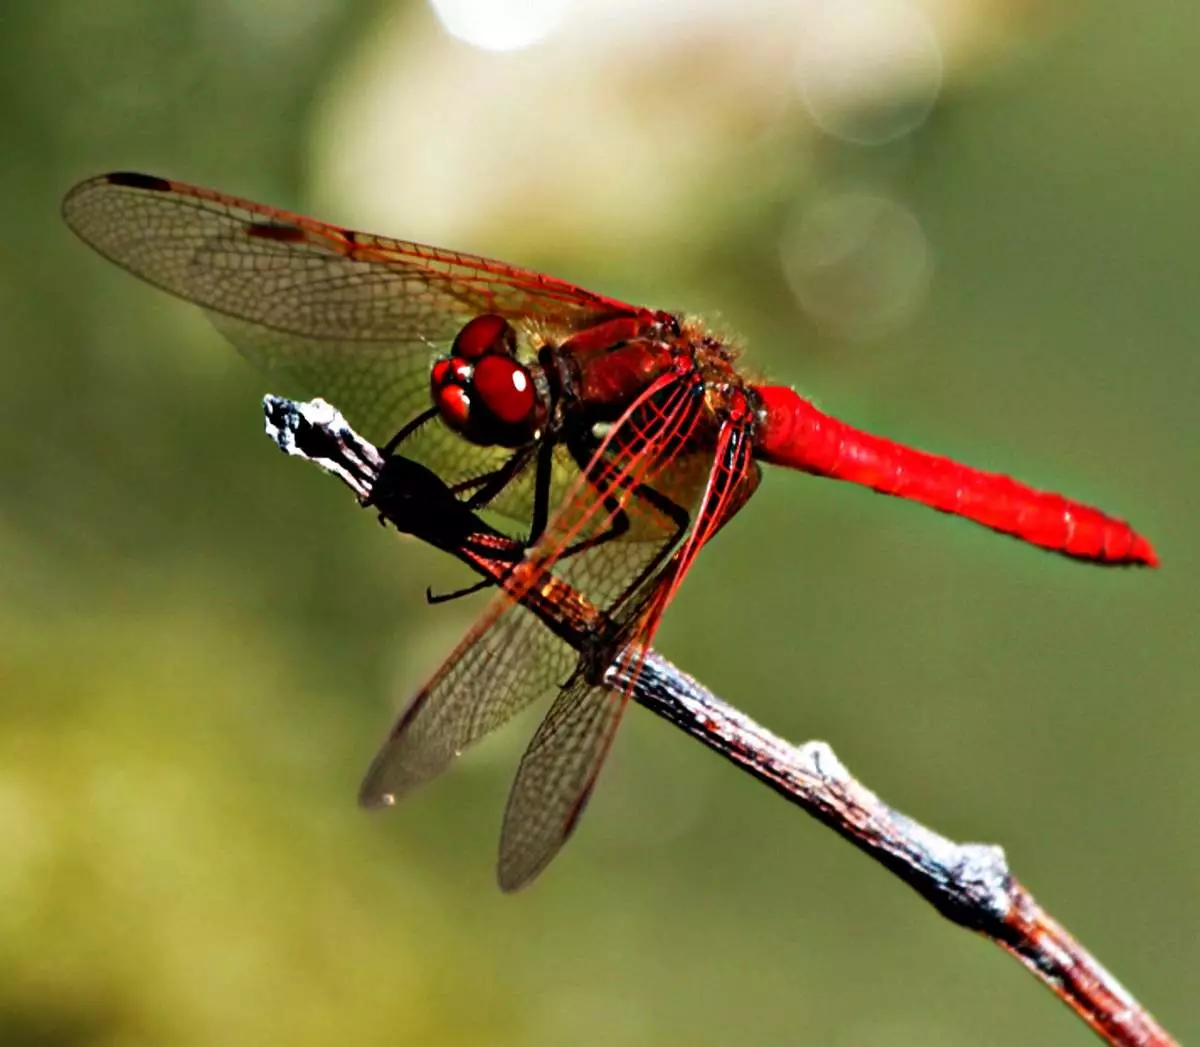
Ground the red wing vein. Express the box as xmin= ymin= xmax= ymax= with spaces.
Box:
xmin=503 ymin=375 xmax=698 ymax=613
xmin=62 ymin=175 xmax=639 ymax=344
xmin=652 ymin=421 xmax=759 ymax=622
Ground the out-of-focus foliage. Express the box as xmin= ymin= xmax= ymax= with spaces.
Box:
xmin=2 ymin=1 xmax=1196 ymax=1044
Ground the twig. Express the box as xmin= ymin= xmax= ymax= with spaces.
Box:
xmin=263 ymin=395 xmax=1176 ymax=1047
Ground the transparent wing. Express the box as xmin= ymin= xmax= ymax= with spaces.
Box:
xmin=61 ymin=171 xmax=641 ymax=446
xmin=358 ymin=593 xmax=578 ymax=806
xmin=497 ymin=681 xmax=628 ymax=891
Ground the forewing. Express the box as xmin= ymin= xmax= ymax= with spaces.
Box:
xmin=62 ymin=172 xmax=641 ymax=445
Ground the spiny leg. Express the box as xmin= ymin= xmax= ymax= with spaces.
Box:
xmin=381 ymin=406 xmax=439 ymax=458
xmin=451 ymin=443 xmax=537 ymax=509
xmin=426 ymin=442 xmax=546 ymax=603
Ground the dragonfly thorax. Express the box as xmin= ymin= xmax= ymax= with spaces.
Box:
xmin=431 ymin=314 xmax=548 ymax=447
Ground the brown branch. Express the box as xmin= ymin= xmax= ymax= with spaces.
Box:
xmin=263 ymin=394 xmax=1176 ymax=1047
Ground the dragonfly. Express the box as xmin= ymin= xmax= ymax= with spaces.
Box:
xmin=64 ymin=172 xmax=1158 ymax=888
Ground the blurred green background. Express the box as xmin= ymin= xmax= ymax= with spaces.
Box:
xmin=3 ymin=1 xmax=1196 ymax=1044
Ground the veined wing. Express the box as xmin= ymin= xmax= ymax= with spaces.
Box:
xmin=62 ymin=171 xmax=643 ymax=445
xmin=498 ymin=677 xmax=628 ymax=891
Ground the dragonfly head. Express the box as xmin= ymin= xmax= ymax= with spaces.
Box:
xmin=431 ymin=314 xmax=547 ymax=447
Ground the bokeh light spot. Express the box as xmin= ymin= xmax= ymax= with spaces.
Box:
xmin=779 ymin=191 xmax=933 ymax=340
xmin=795 ymin=0 xmax=943 ymax=146
xmin=428 ymin=0 xmax=573 ymax=52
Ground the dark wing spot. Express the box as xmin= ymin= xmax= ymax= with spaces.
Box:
xmin=105 ymin=172 xmax=173 ymax=192
xmin=244 ymin=221 xmax=308 ymax=243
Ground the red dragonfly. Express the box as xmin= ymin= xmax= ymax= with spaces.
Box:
xmin=64 ymin=172 xmax=1157 ymax=888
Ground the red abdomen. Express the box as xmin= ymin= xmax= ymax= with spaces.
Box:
xmin=753 ymin=385 xmax=1157 ymax=566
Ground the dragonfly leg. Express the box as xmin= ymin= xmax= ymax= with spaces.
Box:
xmin=381 ymin=406 xmax=439 ymax=458
xmin=452 ymin=444 xmax=537 ymax=509
xmin=424 ymin=532 xmax=530 ymax=603
xmin=524 ymin=435 xmax=557 ymax=543
xmin=605 ymin=484 xmax=690 ymax=619
xmin=426 ymin=578 xmax=494 ymax=604
xmin=560 ymin=432 xmax=692 ymax=670
xmin=563 ymin=484 xmax=690 ymax=691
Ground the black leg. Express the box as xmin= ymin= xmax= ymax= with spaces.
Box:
xmin=449 ymin=445 xmax=536 ymax=509
xmin=381 ymin=406 xmax=439 ymax=458
xmin=424 ymin=533 xmax=526 ymax=604
xmin=605 ymin=482 xmax=690 ymax=620
xmin=426 ymin=578 xmax=494 ymax=604
xmin=561 ymin=433 xmax=692 ymax=614
xmin=527 ymin=436 xmax=556 ymax=543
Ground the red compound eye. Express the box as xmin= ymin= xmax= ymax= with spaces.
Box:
xmin=453 ymin=314 xmax=515 ymax=360
xmin=431 ymin=357 xmax=472 ymax=391
xmin=473 ymin=355 xmax=535 ymax=426
xmin=434 ymin=384 xmax=472 ymax=432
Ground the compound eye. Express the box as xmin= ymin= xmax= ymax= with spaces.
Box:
xmin=452 ymin=314 xmax=516 ymax=360
xmin=430 ymin=357 xmax=472 ymax=392
xmin=434 ymin=384 xmax=473 ymax=433
xmin=430 ymin=358 xmax=452 ymax=389
xmin=473 ymin=355 xmax=535 ymax=426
